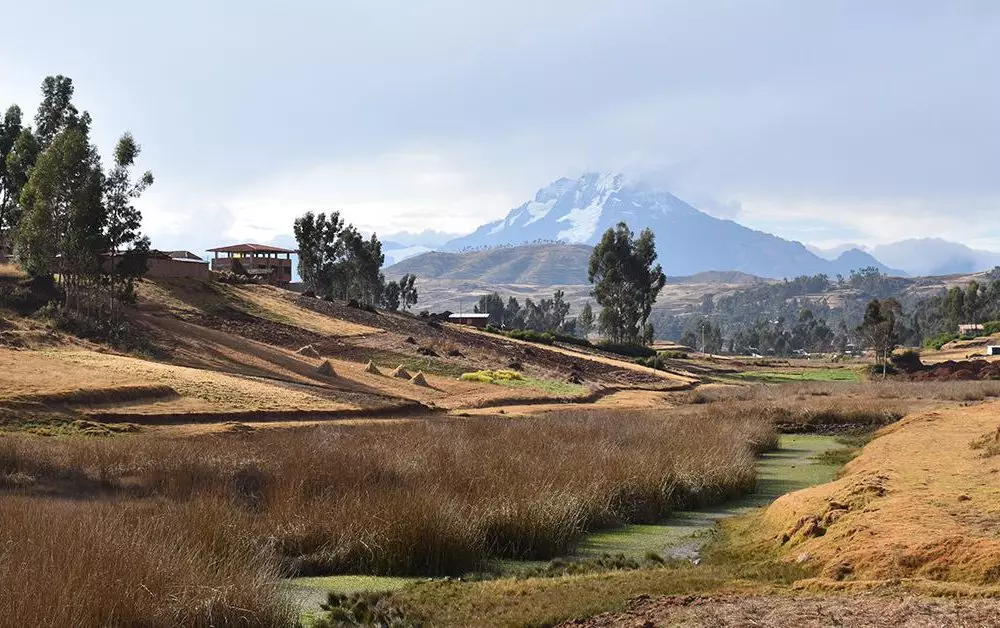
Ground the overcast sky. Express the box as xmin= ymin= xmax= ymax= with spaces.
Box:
xmin=2 ymin=0 xmax=998 ymax=252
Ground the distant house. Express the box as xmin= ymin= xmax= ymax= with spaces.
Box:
xmin=104 ymin=250 xmax=210 ymax=280
xmin=448 ymin=313 xmax=491 ymax=328
xmin=987 ymin=346 xmax=1000 ymax=357
xmin=959 ymin=323 xmax=985 ymax=336
xmin=207 ymin=243 xmax=296 ymax=286
xmin=165 ymin=250 xmax=204 ymax=261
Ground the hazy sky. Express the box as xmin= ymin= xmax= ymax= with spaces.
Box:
xmin=2 ymin=1 xmax=998 ymax=252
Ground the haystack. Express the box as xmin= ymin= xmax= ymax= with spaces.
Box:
xmin=364 ymin=360 xmax=381 ymax=375
xmin=317 ymin=360 xmax=336 ymax=377
xmin=410 ymin=371 xmax=429 ymax=387
xmin=296 ymin=344 xmax=320 ymax=358
xmin=392 ymin=365 xmax=411 ymax=379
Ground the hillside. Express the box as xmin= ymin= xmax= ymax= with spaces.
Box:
xmin=444 ymin=173 xmax=901 ymax=279
xmin=385 ymin=243 xmax=593 ymax=284
xmin=0 ymin=269 xmax=705 ymax=433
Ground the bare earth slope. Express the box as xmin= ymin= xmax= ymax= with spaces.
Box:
xmin=1 ymin=277 xmax=699 ymax=431
xmin=728 ymin=400 xmax=1000 ymax=589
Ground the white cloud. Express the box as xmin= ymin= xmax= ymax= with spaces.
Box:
xmin=213 ymin=152 xmax=517 ymax=240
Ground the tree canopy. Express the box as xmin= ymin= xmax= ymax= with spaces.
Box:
xmin=588 ymin=222 xmax=666 ymax=345
xmin=2 ymin=75 xmax=154 ymax=330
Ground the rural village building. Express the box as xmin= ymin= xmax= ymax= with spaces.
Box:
xmin=448 ymin=312 xmax=491 ymax=328
xmin=208 ymin=243 xmax=296 ymax=286
xmin=959 ymin=323 xmax=985 ymax=335
xmin=103 ymin=250 xmax=210 ymax=280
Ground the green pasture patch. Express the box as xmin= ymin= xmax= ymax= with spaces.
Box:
xmin=730 ymin=368 xmax=859 ymax=383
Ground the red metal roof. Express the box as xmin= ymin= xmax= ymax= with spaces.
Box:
xmin=207 ymin=243 xmax=297 ymax=253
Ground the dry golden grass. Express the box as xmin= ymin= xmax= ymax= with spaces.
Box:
xmin=0 ymin=497 xmax=292 ymax=626
xmin=0 ymin=409 xmax=773 ymax=598
xmin=233 ymin=285 xmax=378 ymax=337
xmin=724 ymin=399 xmax=1000 ymax=587
xmin=136 ymin=279 xmax=378 ymax=336
xmin=0 ymin=348 xmax=352 ymax=413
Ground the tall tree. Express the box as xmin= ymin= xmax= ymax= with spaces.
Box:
xmin=475 ymin=292 xmax=505 ymax=326
xmin=588 ymin=222 xmax=666 ymax=345
xmin=382 ymin=279 xmax=401 ymax=311
xmin=34 ymin=75 xmax=89 ymax=148
xmin=857 ymin=298 xmax=902 ymax=376
xmin=0 ymin=105 xmax=24 ymax=247
xmin=103 ymin=132 xmax=153 ymax=318
xmin=17 ymin=126 xmax=105 ymax=310
xmin=293 ymin=211 xmax=343 ymax=294
xmin=399 ymin=273 xmax=418 ymax=310
xmin=577 ymin=300 xmax=594 ymax=338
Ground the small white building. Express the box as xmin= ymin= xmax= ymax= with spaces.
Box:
xmin=986 ymin=346 xmax=1000 ymax=357
xmin=448 ymin=313 xmax=491 ymax=328
xmin=960 ymin=323 xmax=985 ymax=336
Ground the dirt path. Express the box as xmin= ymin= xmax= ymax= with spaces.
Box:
xmin=456 ymin=326 xmax=701 ymax=385
xmin=455 ymin=388 xmax=685 ymax=416
xmin=565 ymin=593 xmax=1000 ymax=627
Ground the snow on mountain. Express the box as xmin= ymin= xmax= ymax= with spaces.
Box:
xmin=445 ymin=173 xmax=899 ymax=279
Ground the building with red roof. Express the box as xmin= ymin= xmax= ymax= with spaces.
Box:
xmin=207 ymin=243 xmax=296 ymax=286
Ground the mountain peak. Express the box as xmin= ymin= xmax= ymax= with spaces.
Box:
xmin=444 ymin=173 xmax=899 ymax=279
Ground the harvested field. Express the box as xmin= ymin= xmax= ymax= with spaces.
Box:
xmin=564 ymin=593 xmax=1000 ymax=627
xmin=907 ymin=358 xmax=1000 ymax=381
xmin=0 ymin=348 xmax=358 ymax=415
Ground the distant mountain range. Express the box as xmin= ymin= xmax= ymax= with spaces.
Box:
xmin=440 ymin=173 xmax=901 ymax=280
xmin=810 ymin=238 xmax=1000 ymax=277
xmin=385 ymin=243 xmax=594 ymax=285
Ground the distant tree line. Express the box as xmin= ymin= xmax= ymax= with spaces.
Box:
xmin=474 ymin=289 xmax=574 ymax=334
xmin=1 ymin=76 xmax=153 ymax=329
xmin=293 ymin=211 xmax=417 ymax=311
xmin=457 ymin=239 xmax=571 ymax=253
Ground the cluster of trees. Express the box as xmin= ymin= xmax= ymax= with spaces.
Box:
xmin=1 ymin=76 xmax=153 ymax=324
xmin=588 ymin=222 xmax=665 ymax=345
xmin=473 ymin=290 xmax=574 ymax=334
xmin=293 ymin=211 xmax=417 ymax=310
xmin=858 ymin=298 xmax=903 ymax=375
xmin=719 ymin=310 xmax=844 ymax=356
xmin=910 ymin=273 xmax=1000 ymax=342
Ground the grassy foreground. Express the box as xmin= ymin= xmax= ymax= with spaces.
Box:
xmin=0 ymin=408 xmax=774 ymax=625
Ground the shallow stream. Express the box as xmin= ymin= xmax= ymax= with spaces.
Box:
xmin=285 ymin=434 xmax=843 ymax=614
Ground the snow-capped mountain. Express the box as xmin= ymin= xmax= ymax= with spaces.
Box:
xmin=445 ymin=173 xmax=899 ymax=279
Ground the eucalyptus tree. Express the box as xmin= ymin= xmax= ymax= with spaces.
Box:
xmin=588 ymin=222 xmax=666 ymax=345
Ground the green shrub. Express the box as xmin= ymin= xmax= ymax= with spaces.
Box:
xmin=553 ymin=333 xmax=593 ymax=348
xmin=596 ymin=342 xmax=656 ymax=358
xmin=492 ymin=369 xmax=523 ymax=381
xmin=459 ymin=370 xmax=525 ymax=384
xmin=983 ymin=321 xmax=1000 ymax=335
xmin=660 ymin=350 xmax=689 ymax=359
xmin=506 ymin=329 xmax=555 ymax=345
xmin=634 ymin=355 xmax=667 ymax=370
xmin=459 ymin=371 xmax=496 ymax=383
xmin=924 ymin=331 xmax=959 ymax=350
